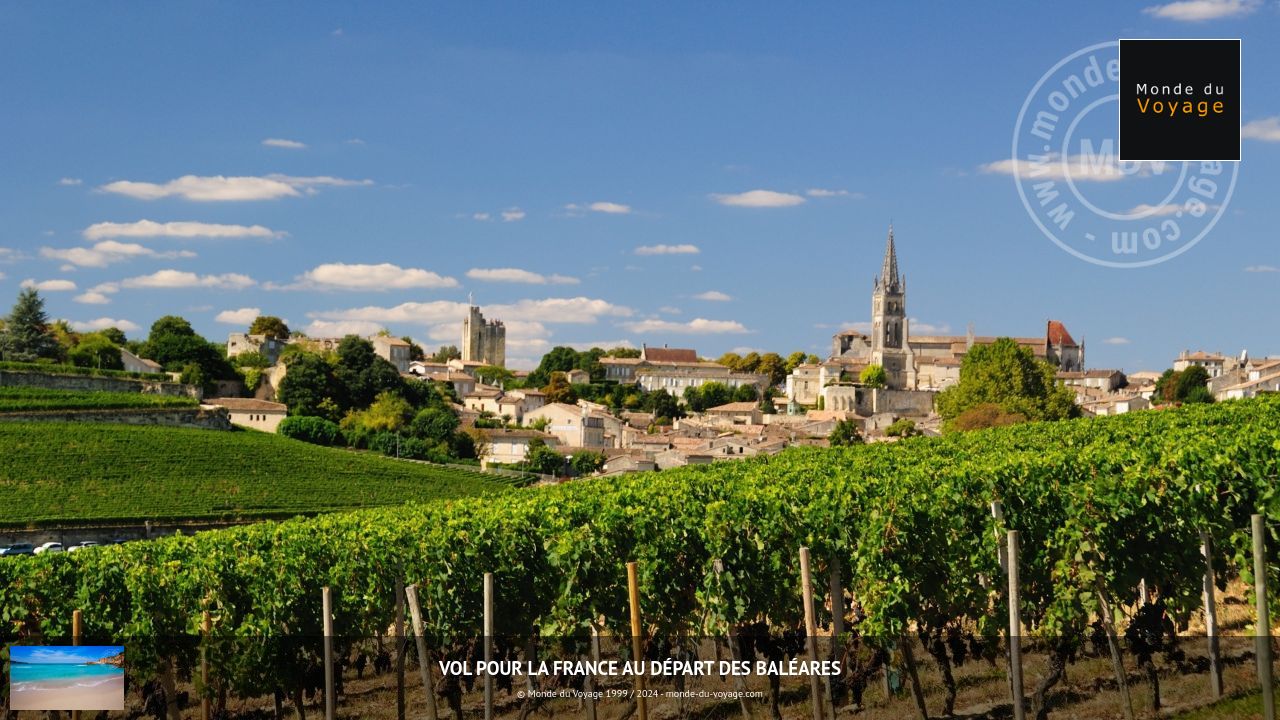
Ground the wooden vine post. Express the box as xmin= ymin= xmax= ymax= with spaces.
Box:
xmin=1006 ymin=530 xmax=1025 ymax=720
xmin=825 ymin=557 xmax=841 ymax=719
xmin=1254 ymin=514 xmax=1275 ymax=720
xmin=626 ymin=561 xmax=649 ymax=720
xmin=1201 ymin=531 xmax=1222 ymax=699
xmin=484 ymin=572 xmax=495 ymax=720
xmin=798 ymin=547 xmax=825 ymax=720
xmin=405 ymin=584 xmax=440 ymax=720
xmin=323 ymin=586 xmax=335 ymax=720
xmin=72 ymin=609 xmax=83 ymax=720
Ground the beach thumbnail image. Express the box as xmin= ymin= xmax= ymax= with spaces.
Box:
xmin=8 ymin=645 xmax=125 ymax=711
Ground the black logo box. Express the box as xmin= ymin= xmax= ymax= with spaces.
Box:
xmin=1119 ymin=39 xmax=1240 ymax=162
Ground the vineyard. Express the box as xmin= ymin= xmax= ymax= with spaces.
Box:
xmin=3 ymin=397 xmax=1280 ymax=719
xmin=0 ymin=423 xmax=513 ymax=527
xmin=0 ymin=386 xmax=198 ymax=412
xmin=0 ymin=360 xmax=168 ymax=381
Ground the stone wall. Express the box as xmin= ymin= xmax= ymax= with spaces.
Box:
xmin=0 ymin=518 xmax=262 ymax=548
xmin=869 ymin=388 xmax=936 ymax=416
xmin=0 ymin=369 xmax=200 ymax=398
xmin=0 ymin=405 xmax=231 ymax=430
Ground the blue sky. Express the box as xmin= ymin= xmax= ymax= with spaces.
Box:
xmin=0 ymin=2 xmax=1276 ymax=371
xmin=10 ymin=646 xmax=122 ymax=665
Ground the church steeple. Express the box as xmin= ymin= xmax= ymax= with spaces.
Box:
xmin=877 ymin=224 xmax=901 ymax=293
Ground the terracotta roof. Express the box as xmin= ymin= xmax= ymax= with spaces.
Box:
xmin=1180 ymin=351 xmax=1226 ymax=361
xmin=641 ymin=346 xmax=699 ymax=363
xmin=479 ymin=428 xmax=557 ymax=440
xmin=374 ymin=336 xmax=411 ymax=346
xmin=208 ymin=398 xmax=287 ymax=412
xmin=1046 ymin=320 xmax=1076 ymax=346
xmin=706 ymin=402 xmax=760 ymax=413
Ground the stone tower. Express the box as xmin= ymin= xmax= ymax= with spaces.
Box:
xmin=869 ymin=225 xmax=914 ymax=390
xmin=461 ymin=304 xmax=506 ymax=367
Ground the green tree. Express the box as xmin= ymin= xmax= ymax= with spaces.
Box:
xmin=570 ymin=450 xmax=606 ymax=476
xmin=354 ymin=391 xmax=415 ymax=432
xmin=543 ymin=371 xmax=578 ymax=404
xmin=1175 ymin=365 xmax=1213 ymax=403
xmin=99 ymin=327 xmax=128 ymax=346
xmin=428 ymin=345 xmax=461 ymax=363
xmin=0 ymin=288 xmax=60 ymax=362
xmin=885 ymin=418 xmax=920 ymax=437
xmin=230 ymin=350 xmax=270 ymax=369
xmin=142 ymin=315 xmax=236 ymax=387
xmin=278 ymin=352 xmax=344 ymax=420
xmin=949 ymin=403 xmax=1027 ymax=431
xmin=475 ymin=365 xmax=515 ymax=386
xmin=524 ymin=438 xmax=565 ymax=476
xmin=401 ymin=336 xmax=425 ymax=362
xmin=528 ymin=346 xmax=579 ymax=387
xmin=335 ymin=335 xmax=404 ymax=408
xmin=785 ymin=351 xmax=808 ymax=374
xmin=67 ymin=332 xmax=124 ymax=370
xmin=684 ymin=381 xmax=732 ymax=412
xmin=828 ymin=418 xmax=864 ymax=446
xmin=935 ymin=338 xmax=1079 ymax=431
xmin=410 ymin=406 xmax=460 ymax=443
xmin=248 ymin=315 xmax=290 ymax=339
xmin=732 ymin=384 xmax=759 ymax=402
xmin=860 ymin=364 xmax=887 ymax=389
xmin=646 ymin=389 xmax=685 ymax=422
xmin=757 ymin=352 xmax=787 ymax=386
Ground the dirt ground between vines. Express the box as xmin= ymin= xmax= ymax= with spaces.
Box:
xmin=21 ymin=581 xmax=1275 ymax=719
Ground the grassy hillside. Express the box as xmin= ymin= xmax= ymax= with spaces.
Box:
xmin=0 ymin=422 xmax=513 ymax=527
xmin=0 ymin=386 xmax=197 ymax=412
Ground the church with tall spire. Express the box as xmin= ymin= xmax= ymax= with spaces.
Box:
xmin=793 ymin=224 xmax=1084 ymax=407
xmin=869 ymin=225 xmax=916 ymax=389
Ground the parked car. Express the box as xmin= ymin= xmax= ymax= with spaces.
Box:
xmin=0 ymin=543 xmax=35 ymax=556
xmin=68 ymin=541 xmax=100 ymax=553
xmin=33 ymin=542 xmax=64 ymax=555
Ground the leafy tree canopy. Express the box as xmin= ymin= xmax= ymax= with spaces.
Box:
xmin=248 ymin=315 xmax=290 ymax=339
xmin=0 ymin=288 xmax=60 ymax=362
xmin=935 ymin=338 xmax=1079 ymax=431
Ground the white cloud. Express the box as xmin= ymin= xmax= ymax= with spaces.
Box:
xmin=303 ymin=319 xmax=385 ymax=337
xmin=620 ymin=318 xmax=749 ymax=335
xmin=41 ymin=241 xmax=197 ymax=268
xmin=122 ymin=270 xmax=255 ymax=290
xmin=345 ymin=138 xmax=366 ymax=145
xmin=658 ymin=306 xmax=681 ymax=315
xmin=501 ymin=207 xmax=526 ymax=222
xmin=1103 ymin=337 xmax=1132 ymax=345
xmin=980 ymin=154 xmax=1171 ymax=183
xmin=694 ymin=290 xmax=733 ymax=302
xmin=0 ymin=271 xmax=5 ymax=280
xmin=589 ymin=201 xmax=632 ymax=215
xmin=0 ymin=247 xmax=24 ymax=263
xmin=1245 ymin=265 xmax=1279 ymax=273
xmin=635 ymin=244 xmax=700 ymax=256
xmin=466 ymin=268 xmax=579 ymax=285
xmin=310 ymin=297 xmax=632 ymax=327
xmin=84 ymin=219 xmax=282 ymax=241
xmin=566 ymin=339 xmax=635 ymax=351
xmin=20 ymin=278 xmax=77 ymax=292
xmin=1242 ymin=117 xmax=1280 ymax=142
xmin=711 ymin=189 xmax=806 ymax=208
xmin=73 ymin=291 xmax=111 ymax=305
xmin=69 ymin=317 xmax=140 ymax=332
xmin=279 ymin=263 xmax=459 ymax=291
xmin=805 ymin=188 xmax=864 ymax=199
xmin=59 ymin=177 xmax=82 ymax=186
xmin=99 ymin=174 xmax=372 ymax=201
xmin=262 ymin=138 xmax=307 ymax=149
xmin=472 ymin=212 xmax=492 ymax=221
xmin=1143 ymin=0 xmax=1259 ymax=21
xmin=215 ymin=307 xmax=263 ymax=325
xmin=264 ymin=174 xmax=373 ymax=189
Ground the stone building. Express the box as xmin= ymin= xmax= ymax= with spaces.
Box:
xmin=461 ymin=303 xmax=506 ymax=368
xmin=207 ymin=397 xmax=288 ymax=433
xmin=792 ymin=225 xmax=1087 ymax=399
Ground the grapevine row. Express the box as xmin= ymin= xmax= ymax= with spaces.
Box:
xmin=2 ymin=397 xmax=1280 ymax=716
